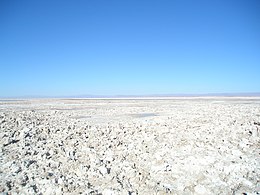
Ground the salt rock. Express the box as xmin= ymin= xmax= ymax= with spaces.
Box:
xmin=231 ymin=149 xmax=243 ymax=156
xmin=102 ymin=189 xmax=116 ymax=195
xmin=99 ymin=166 xmax=108 ymax=175
xmin=194 ymin=184 xmax=209 ymax=194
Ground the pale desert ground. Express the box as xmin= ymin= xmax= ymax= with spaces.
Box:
xmin=0 ymin=98 xmax=260 ymax=194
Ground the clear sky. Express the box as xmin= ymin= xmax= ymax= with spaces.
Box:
xmin=1 ymin=0 xmax=260 ymax=97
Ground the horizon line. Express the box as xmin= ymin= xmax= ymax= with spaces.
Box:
xmin=1 ymin=92 xmax=260 ymax=99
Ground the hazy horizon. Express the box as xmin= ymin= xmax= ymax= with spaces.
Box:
xmin=1 ymin=92 xmax=260 ymax=99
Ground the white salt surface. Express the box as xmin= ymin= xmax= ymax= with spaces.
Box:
xmin=0 ymin=98 xmax=260 ymax=194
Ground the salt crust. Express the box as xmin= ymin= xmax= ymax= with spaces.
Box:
xmin=0 ymin=98 xmax=259 ymax=194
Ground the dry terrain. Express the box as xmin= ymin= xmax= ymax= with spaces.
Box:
xmin=0 ymin=98 xmax=260 ymax=194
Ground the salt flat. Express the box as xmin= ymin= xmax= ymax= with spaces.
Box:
xmin=0 ymin=98 xmax=260 ymax=194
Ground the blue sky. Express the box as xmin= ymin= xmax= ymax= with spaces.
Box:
xmin=1 ymin=0 xmax=260 ymax=97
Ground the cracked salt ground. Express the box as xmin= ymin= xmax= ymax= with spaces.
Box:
xmin=0 ymin=98 xmax=260 ymax=194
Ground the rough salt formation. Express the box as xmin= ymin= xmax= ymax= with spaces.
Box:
xmin=0 ymin=98 xmax=260 ymax=194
